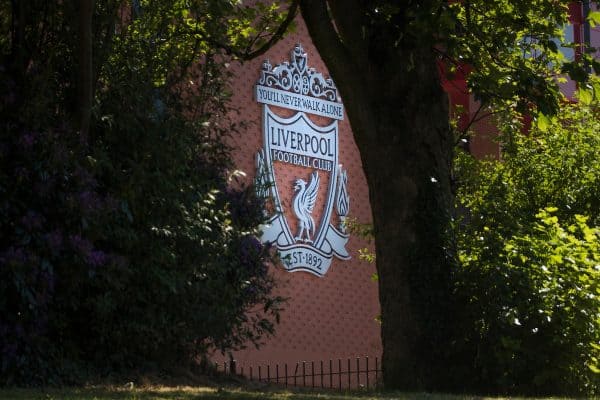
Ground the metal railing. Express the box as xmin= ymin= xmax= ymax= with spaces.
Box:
xmin=216 ymin=356 xmax=382 ymax=390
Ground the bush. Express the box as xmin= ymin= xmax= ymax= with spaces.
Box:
xmin=452 ymin=97 xmax=600 ymax=395
xmin=0 ymin=1 xmax=282 ymax=385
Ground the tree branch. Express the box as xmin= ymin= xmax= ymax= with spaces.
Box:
xmin=188 ymin=0 xmax=299 ymax=61
xmin=300 ymin=0 xmax=373 ymax=144
xmin=326 ymin=0 xmax=365 ymax=60
xmin=242 ymin=0 xmax=299 ymax=60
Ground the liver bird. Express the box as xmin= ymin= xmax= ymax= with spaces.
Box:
xmin=293 ymin=171 xmax=319 ymax=243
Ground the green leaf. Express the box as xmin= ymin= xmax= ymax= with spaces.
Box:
xmin=577 ymin=88 xmax=593 ymax=105
xmin=588 ymin=10 xmax=600 ymax=28
xmin=536 ymin=113 xmax=551 ymax=132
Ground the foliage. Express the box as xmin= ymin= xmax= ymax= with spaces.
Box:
xmin=0 ymin=0 xmax=289 ymax=385
xmin=300 ymin=0 xmax=598 ymax=392
xmin=452 ymin=96 xmax=600 ymax=395
xmin=346 ymin=218 xmax=376 ymax=265
xmin=444 ymin=0 xmax=573 ymax=116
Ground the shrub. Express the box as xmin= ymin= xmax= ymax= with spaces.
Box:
xmin=0 ymin=1 xmax=282 ymax=385
xmin=452 ymin=97 xmax=600 ymax=395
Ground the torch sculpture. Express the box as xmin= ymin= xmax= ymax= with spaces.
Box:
xmin=336 ymin=164 xmax=349 ymax=232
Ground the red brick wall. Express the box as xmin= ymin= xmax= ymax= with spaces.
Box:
xmin=213 ymin=14 xmax=382 ymax=370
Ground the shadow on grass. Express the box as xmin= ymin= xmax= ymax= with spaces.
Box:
xmin=0 ymin=385 xmax=561 ymax=400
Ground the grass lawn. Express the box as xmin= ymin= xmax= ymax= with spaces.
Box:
xmin=0 ymin=385 xmax=589 ymax=400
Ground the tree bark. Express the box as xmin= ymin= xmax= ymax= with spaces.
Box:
xmin=366 ymin=54 xmax=454 ymax=389
xmin=78 ymin=0 xmax=93 ymax=143
xmin=301 ymin=0 xmax=455 ymax=390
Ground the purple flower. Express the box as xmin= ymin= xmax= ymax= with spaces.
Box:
xmin=69 ymin=235 xmax=109 ymax=268
xmin=14 ymin=166 xmax=29 ymax=181
xmin=0 ymin=247 xmax=28 ymax=265
xmin=45 ymin=230 xmax=63 ymax=253
xmin=87 ymin=250 xmax=107 ymax=267
xmin=73 ymin=166 xmax=98 ymax=188
xmin=239 ymin=236 xmax=264 ymax=267
xmin=21 ymin=210 xmax=43 ymax=230
xmin=69 ymin=234 xmax=93 ymax=255
xmin=19 ymin=132 xmax=36 ymax=148
xmin=243 ymin=285 xmax=259 ymax=298
xmin=78 ymin=190 xmax=101 ymax=212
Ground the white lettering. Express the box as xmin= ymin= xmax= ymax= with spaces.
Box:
xmin=256 ymin=85 xmax=344 ymax=120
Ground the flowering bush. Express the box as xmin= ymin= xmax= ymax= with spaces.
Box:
xmin=0 ymin=1 xmax=281 ymax=385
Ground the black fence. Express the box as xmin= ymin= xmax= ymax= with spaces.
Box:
xmin=216 ymin=356 xmax=382 ymax=390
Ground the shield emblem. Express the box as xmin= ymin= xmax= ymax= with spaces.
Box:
xmin=254 ymin=44 xmax=349 ymax=277
xmin=257 ymin=106 xmax=349 ymax=276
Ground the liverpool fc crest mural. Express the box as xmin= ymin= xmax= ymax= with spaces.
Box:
xmin=254 ymin=44 xmax=350 ymax=277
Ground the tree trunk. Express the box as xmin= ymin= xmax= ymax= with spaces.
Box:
xmin=300 ymin=1 xmax=455 ymax=390
xmin=364 ymin=54 xmax=454 ymax=390
xmin=78 ymin=0 xmax=93 ymax=143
